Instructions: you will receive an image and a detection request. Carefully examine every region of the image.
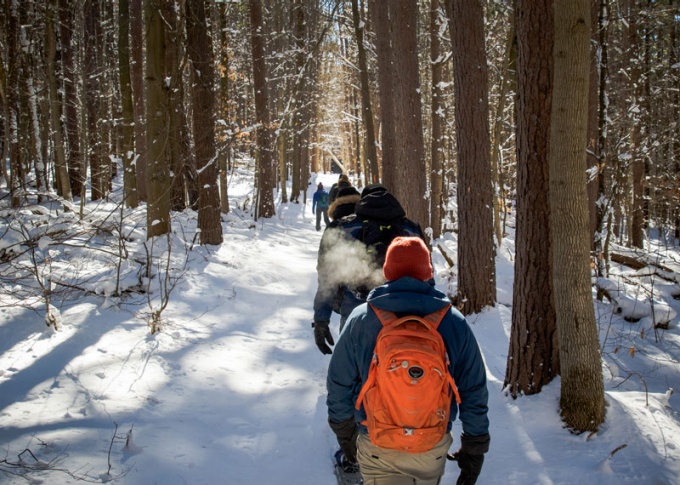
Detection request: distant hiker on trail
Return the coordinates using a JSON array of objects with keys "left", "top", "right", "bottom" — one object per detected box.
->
[
  {"left": 326, "top": 237, "right": 490, "bottom": 485},
  {"left": 312, "top": 182, "right": 330, "bottom": 231},
  {"left": 328, "top": 174, "right": 352, "bottom": 205},
  {"left": 312, "top": 183, "right": 425, "bottom": 355}
]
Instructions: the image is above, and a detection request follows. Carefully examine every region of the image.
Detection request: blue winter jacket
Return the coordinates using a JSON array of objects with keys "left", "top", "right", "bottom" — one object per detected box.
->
[
  {"left": 326, "top": 277, "right": 490, "bottom": 438},
  {"left": 312, "top": 189, "right": 329, "bottom": 212}
]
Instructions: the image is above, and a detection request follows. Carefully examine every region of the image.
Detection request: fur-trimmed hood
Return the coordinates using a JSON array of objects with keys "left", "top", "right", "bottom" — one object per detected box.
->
[{"left": 329, "top": 193, "right": 360, "bottom": 221}]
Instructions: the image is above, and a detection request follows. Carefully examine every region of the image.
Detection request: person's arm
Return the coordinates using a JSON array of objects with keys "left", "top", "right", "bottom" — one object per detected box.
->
[
  {"left": 449, "top": 318, "right": 490, "bottom": 485},
  {"left": 327, "top": 322, "right": 360, "bottom": 462},
  {"left": 312, "top": 229, "right": 341, "bottom": 353},
  {"left": 326, "top": 324, "right": 359, "bottom": 422},
  {"left": 452, "top": 323, "right": 489, "bottom": 437}
]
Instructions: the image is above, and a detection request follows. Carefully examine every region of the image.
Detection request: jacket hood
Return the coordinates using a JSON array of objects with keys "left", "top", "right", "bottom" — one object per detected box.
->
[
  {"left": 355, "top": 191, "right": 406, "bottom": 221},
  {"left": 329, "top": 194, "right": 360, "bottom": 221},
  {"left": 367, "top": 277, "right": 451, "bottom": 315}
]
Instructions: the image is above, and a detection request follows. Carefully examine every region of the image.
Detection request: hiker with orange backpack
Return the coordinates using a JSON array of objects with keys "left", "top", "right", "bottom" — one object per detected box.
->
[{"left": 326, "top": 237, "right": 490, "bottom": 485}]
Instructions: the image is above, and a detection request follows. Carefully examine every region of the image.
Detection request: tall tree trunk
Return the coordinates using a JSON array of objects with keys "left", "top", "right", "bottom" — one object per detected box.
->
[
  {"left": 586, "top": 0, "right": 599, "bottom": 248},
  {"left": 249, "top": 0, "right": 275, "bottom": 219},
  {"left": 218, "top": 3, "right": 230, "bottom": 213},
  {"left": 351, "top": 0, "right": 379, "bottom": 183},
  {"left": 504, "top": 0, "right": 559, "bottom": 398},
  {"left": 491, "top": 23, "right": 515, "bottom": 247},
  {"left": 166, "top": 1, "right": 187, "bottom": 212},
  {"left": 291, "top": 0, "right": 305, "bottom": 203},
  {"left": 131, "top": 0, "right": 147, "bottom": 202},
  {"left": 84, "top": 0, "right": 102, "bottom": 201},
  {"left": 446, "top": 0, "right": 496, "bottom": 314},
  {"left": 145, "top": 0, "right": 171, "bottom": 238},
  {"left": 594, "top": 0, "right": 610, "bottom": 276},
  {"left": 187, "top": 0, "right": 223, "bottom": 245},
  {"left": 0, "top": 50, "right": 8, "bottom": 185},
  {"left": 628, "top": 0, "right": 645, "bottom": 248},
  {"left": 370, "top": 0, "right": 396, "bottom": 189},
  {"left": 13, "top": 2, "right": 31, "bottom": 207},
  {"left": 59, "top": 0, "right": 83, "bottom": 198},
  {"left": 429, "top": 0, "right": 445, "bottom": 240},
  {"left": 119, "top": 0, "right": 139, "bottom": 208},
  {"left": 390, "top": 0, "right": 428, "bottom": 226},
  {"left": 46, "top": 0, "right": 72, "bottom": 201},
  {"left": 550, "top": 0, "right": 605, "bottom": 432}
]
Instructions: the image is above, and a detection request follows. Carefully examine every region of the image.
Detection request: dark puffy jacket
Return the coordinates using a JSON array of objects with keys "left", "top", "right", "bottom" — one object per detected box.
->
[
  {"left": 313, "top": 190, "right": 424, "bottom": 324},
  {"left": 328, "top": 191, "right": 360, "bottom": 224},
  {"left": 329, "top": 180, "right": 351, "bottom": 205},
  {"left": 327, "top": 277, "right": 490, "bottom": 438}
]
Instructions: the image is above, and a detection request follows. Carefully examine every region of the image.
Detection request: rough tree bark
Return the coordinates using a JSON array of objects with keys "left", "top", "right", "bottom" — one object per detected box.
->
[{"left": 550, "top": 0, "right": 606, "bottom": 432}]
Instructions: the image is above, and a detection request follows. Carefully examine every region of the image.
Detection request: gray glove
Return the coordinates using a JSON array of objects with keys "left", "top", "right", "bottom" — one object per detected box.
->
[{"left": 312, "top": 320, "right": 334, "bottom": 354}]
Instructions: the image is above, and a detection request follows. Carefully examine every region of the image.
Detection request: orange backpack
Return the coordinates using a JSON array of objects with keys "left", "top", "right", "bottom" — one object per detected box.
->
[{"left": 355, "top": 303, "right": 461, "bottom": 454}]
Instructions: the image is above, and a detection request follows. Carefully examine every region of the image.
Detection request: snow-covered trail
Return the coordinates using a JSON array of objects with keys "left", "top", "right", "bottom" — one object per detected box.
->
[
  {"left": 0, "top": 179, "right": 341, "bottom": 484},
  {"left": 116, "top": 199, "right": 339, "bottom": 484},
  {"left": 2, "top": 173, "right": 679, "bottom": 484}
]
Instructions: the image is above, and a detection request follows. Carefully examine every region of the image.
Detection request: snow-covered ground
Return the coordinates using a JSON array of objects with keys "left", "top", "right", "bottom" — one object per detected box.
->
[{"left": 1, "top": 170, "right": 678, "bottom": 484}]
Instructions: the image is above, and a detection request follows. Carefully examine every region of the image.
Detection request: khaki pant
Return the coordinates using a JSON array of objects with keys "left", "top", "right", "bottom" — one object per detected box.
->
[{"left": 356, "top": 432, "right": 453, "bottom": 485}]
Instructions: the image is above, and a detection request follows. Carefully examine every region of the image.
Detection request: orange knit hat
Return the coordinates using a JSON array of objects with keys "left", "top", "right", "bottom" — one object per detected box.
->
[{"left": 383, "top": 237, "right": 433, "bottom": 282}]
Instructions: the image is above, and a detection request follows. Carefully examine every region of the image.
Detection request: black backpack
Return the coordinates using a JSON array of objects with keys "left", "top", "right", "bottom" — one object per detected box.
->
[
  {"left": 350, "top": 216, "right": 407, "bottom": 299},
  {"left": 360, "top": 217, "right": 407, "bottom": 269}
]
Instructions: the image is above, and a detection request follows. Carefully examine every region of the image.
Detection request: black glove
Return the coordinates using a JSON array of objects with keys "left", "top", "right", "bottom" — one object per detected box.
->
[
  {"left": 329, "top": 418, "right": 358, "bottom": 464},
  {"left": 450, "top": 433, "right": 490, "bottom": 485},
  {"left": 312, "top": 320, "right": 334, "bottom": 354}
]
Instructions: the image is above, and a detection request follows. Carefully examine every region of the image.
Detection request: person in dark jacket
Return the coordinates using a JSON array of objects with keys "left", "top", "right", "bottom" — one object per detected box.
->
[
  {"left": 328, "top": 174, "right": 352, "bottom": 205},
  {"left": 312, "top": 184, "right": 425, "bottom": 355},
  {"left": 312, "top": 182, "right": 330, "bottom": 231},
  {"left": 326, "top": 237, "right": 490, "bottom": 484},
  {"left": 328, "top": 186, "right": 360, "bottom": 225}
]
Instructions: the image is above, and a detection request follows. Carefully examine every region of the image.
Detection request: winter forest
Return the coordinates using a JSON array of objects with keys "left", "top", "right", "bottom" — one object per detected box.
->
[{"left": 1, "top": 0, "right": 679, "bottom": 484}]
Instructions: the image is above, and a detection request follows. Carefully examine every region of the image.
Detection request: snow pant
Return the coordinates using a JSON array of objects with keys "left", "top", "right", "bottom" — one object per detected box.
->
[
  {"left": 356, "top": 433, "right": 453, "bottom": 485},
  {"left": 316, "top": 206, "right": 330, "bottom": 231}
]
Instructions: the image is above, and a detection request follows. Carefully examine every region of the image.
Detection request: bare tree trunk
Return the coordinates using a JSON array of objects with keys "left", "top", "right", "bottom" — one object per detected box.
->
[
  {"left": 249, "top": 0, "right": 275, "bottom": 219},
  {"left": 8, "top": 2, "right": 24, "bottom": 207},
  {"left": 291, "top": 0, "right": 304, "bottom": 203},
  {"left": 59, "top": 0, "right": 83, "bottom": 198},
  {"left": 491, "top": 23, "right": 515, "bottom": 247},
  {"left": 186, "top": 0, "right": 223, "bottom": 245},
  {"left": 550, "top": 0, "right": 605, "bottom": 432},
  {"left": 0, "top": 53, "right": 8, "bottom": 185},
  {"left": 165, "top": 1, "right": 187, "bottom": 212},
  {"left": 131, "top": 0, "right": 147, "bottom": 202},
  {"left": 119, "top": 0, "right": 138, "bottom": 208},
  {"left": 390, "top": 0, "right": 428, "bottom": 226},
  {"left": 218, "top": 3, "right": 230, "bottom": 213},
  {"left": 429, "top": 0, "right": 446, "bottom": 239},
  {"left": 84, "top": 0, "right": 102, "bottom": 201},
  {"left": 46, "top": 0, "right": 72, "bottom": 201},
  {"left": 145, "top": 0, "right": 171, "bottom": 238},
  {"left": 504, "top": 0, "right": 559, "bottom": 398},
  {"left": 351, "top": 0, "right": 379, "bottom": 183},
  {"left": 627, "top": 0, "right": 645, "bottom": 249},
  {"left": 446, "top": 0, "right": 496, "bottom": 314},
  {"left": 370, "top": 0, "right": 395, "bottom": 188}
]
